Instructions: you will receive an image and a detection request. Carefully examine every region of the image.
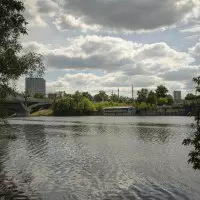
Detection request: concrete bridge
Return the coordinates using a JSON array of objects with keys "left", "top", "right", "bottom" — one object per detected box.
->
[{"left": 6, "top": 94, "right": 53, "bottom": 117}]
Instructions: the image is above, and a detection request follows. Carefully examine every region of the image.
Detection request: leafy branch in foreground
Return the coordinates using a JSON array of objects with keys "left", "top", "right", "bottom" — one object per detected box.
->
[
  {"left": 0, "top": 0, "right": 45, "bottom": 118},
  {"left": 182, "top": 77, "right": 200, "bottom": 170}
]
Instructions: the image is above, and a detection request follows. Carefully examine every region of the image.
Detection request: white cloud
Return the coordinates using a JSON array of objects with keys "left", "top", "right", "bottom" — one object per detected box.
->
[
  {"left": 189, "top": 42, "right": 200, "bottom": 56},
  {"left": 54, "top": 14, "right": 102, "bottom": 32},
  {"left": 23, "top": 0, "right": 48, "bottom": 27},
  {"left": 46, "top": 70, "right": 195, "bottom": 97},
  {"left": 46, "top": 72, "right": 160, "bottom": 95},
  {"left": 22, "top": 36, "right": 198, "bottom": 96},
  {"left": 23, "top": 0, "right": 60, "bottom": 27},
  {"left": 22, "top": 41, "right": 50, "bottom": 53},
  {"left": 53, "top": 0, "right": 200, "bottom": 33},
  {"left": 22, "top": 35, "right": 194, "bottom": 74}
]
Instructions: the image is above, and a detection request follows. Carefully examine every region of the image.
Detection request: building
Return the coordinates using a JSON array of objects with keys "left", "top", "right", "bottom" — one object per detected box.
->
[
  {"left": 103, "top": 106, "right": 136, "bottom": 116},
  {"left": 173, "top": 91, "right": 181, "bottom": 101},
  {"left": 173, "top": 91, "right": 183, "bottom": 106},
  {"left": 25, "top": 77, "right": 46, "bottom": 97}
]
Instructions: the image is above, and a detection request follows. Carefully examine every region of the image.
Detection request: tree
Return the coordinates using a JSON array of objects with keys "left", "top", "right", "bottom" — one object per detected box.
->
[
  {"left": 0, "top": 0, "right": 44, "bottom": 117},
  {"left": 82, "top": 92, "right": 93, "bottom": 101},
  {"left": 72, "top": 91, "right": 82, "bottom": 108},
  {"left": 147, "top": 90, "right": 156, "bottom": 105},
  {"left": 166, "top": 94, "right": 174, "bottom": 105},
  {"left": 53, "top": 97, "right": 76, "bottom": 116},
  {"left": 118, "top": 96, "right": 130, "bottom": 103},
  {"left": 94, "top": 90, "right": 108, "bottom": 102},
  {"left": 21, "top": 90, "right": 30, "bottom": 107},
  {"left": 110, "top": 94, "right": 119, "bottom": 102},
  {"left": 137, "top": 88, "right": 148, "bottom": 103},
  {"left": 185, "top": 93, "right": 196, "bottom": 101},
  {"left": 53, "top": 96, "right": 96, "bottom": 116},
  {"left": 156, "top": 85, "right": 168, "bottom": 98},
  {"left": 81, "top": 97, "right": 96, "bottom": 113},
  {"left": 183, "top": 76, "right": 200, "bottom": 170}
]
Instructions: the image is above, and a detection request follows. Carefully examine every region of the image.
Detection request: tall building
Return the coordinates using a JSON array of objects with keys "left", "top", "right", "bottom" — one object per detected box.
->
[
  {"left": 173, "top": 91, "right": 181, "bottom": 101},
  {"left": 25, "top": 77, "right": 46, "bottom": 97}
]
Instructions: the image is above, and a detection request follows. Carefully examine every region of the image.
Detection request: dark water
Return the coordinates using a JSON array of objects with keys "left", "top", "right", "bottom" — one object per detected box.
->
[{"left": 0, "top": 116, "right": 200, "bottom": 200}]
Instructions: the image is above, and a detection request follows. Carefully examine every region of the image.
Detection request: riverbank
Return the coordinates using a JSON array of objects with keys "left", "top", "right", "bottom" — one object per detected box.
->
[
  {"left": 31, "top": 109, "right": 53, "bottom": 117},
  {"left": 31, "top": 107, "right": 188, "bottom": 117}
]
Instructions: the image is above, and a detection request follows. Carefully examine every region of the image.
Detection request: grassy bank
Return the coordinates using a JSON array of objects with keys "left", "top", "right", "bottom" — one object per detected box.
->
[{"left": 31, "top": 109, "right": 53, "bottom": 117}]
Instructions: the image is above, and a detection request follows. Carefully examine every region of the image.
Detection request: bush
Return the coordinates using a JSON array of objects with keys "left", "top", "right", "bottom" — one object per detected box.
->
[
  {"left": 53, "top": 97, "right": 96, "bottom": 116},
  {"left": 137, "top": 102, "right": 150, "bottom": 110}
]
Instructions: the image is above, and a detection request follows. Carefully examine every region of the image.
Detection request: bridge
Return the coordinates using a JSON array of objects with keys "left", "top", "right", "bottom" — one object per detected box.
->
[{"left": 6, "top": 94, "right": 53, "bottom": 117}]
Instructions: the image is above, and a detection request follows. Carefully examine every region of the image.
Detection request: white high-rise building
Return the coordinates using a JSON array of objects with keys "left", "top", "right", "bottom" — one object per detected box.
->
[
  {"left": 173, "top": 91, "right": 181, "bottom": 101},
  {"left": 25, "top": 78, "right": 46, "bottom": 96}
]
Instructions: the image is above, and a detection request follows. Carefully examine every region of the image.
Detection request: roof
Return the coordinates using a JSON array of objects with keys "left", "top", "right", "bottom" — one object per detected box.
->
[{"left": 103, "top": 106, "right": 135, "bottom": 110}]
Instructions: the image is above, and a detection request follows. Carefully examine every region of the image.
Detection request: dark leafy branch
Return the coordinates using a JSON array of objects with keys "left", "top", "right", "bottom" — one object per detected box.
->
[
  {"left": 0, "top": 0, "right": 45, "bottom": 118},
  {"left": 183, "top": 76, "right": 200, "bottom": 170}
]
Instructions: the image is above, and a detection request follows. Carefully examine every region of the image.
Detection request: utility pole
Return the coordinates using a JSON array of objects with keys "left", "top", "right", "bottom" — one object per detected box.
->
[
  {"left": 111, "top": 90, "right": 113, "bottom": 102},
  {"left": 132, "top": 85, "right": 134, "bottom": 100},
  {"left": 118, "top": 88, "right": 119, "bottom": 99}
]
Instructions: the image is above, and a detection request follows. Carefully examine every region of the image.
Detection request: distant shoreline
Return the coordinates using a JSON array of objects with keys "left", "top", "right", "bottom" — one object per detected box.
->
[{"left": 30, "top": 108, "right": 188, "bottom": 117}]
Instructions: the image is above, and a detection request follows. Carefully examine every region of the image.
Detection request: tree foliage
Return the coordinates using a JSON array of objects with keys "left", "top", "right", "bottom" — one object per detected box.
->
[
  {"left": 183, "top": 76, "right": 200, "bottom": 170},
  {"left": 147, "top": 90, "right": 156, "bottom": 105},
  {"left": 0, "top": 0, "right": 45, "bottom": 117},
  {"left": 185, "top": 93, "right": 196, "bottom": 101},
  {"left": 156, "top": 85, "right": 169, "bottom": 98},
  {"left": 53, "top": 96, "right": 96, "bottom": 116},
  {"left": 94, "top": 90, "right": 109, "bottom": 102},
  {"left": 166, "top": 94, "right": 174, "bottom": 105},
  {"left": 137, "top": 88, "right": 148, "bottom": 103}
]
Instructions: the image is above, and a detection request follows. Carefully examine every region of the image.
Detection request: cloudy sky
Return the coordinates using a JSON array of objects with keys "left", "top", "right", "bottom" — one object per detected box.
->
[{"left": 19, "top": 0, "right": 200, "bottom": 97}]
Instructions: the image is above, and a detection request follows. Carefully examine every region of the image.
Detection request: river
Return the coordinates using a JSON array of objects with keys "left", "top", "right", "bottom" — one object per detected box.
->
[{"left": 0, "top": 116, "right": 200, "bottom": 200}]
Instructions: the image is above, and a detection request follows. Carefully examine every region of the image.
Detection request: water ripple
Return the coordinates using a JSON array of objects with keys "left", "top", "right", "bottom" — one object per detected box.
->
[{"left": 0, "top": 117, "right": 199, "bottom": 200}]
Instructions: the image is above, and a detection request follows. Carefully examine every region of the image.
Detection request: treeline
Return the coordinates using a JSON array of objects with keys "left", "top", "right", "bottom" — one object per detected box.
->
[
  {"left": 52, "top": 91, "right": 130, "bottom": 116},
  {"left": 184, "top": 93, "right": 200, "bottom": 106},
  {"left": 136, "top": 85, "right": 173, "bottom": 106},
  {"left": 52, "top": 85, "right": 174, "bottom": 116},
  {"left": 31, "top": 84, "right": 198, "bottom": 116}
]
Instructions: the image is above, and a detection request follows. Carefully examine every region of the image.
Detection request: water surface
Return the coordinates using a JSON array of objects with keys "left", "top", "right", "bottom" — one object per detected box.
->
[{"left": 0, "top": 116, "right": 199, "bottom": 200}]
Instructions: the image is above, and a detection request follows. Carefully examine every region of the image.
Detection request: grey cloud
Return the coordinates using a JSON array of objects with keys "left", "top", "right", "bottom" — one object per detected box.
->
[
  {"left": 161, "top": 66, "right": 200, "bottom": 81},
  {"left": 122, "top": 64, "right": 150, "bottom": 76},
  {"left": 45, "top": 54, "right": 131, "bottom": 70},
  {"left": 37, "top": 0, "right": 58, "bottom": 14},
  {"left": 54, "top": 0, "right": 197, "bottom": 32},
  {"left": 184, "top": 79, "right": 196, "bottom": 90}
]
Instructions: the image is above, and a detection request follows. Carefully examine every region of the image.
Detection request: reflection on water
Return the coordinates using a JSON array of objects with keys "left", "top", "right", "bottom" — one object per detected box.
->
[
  {"left": 24, "top": 124, "right": 47, "bottom": 160},
  {"left": 136, "top": 125, "right": 171, "bottom": 143},
  {"left": 0, "top": 116, "right": 199, "bottom": 200},
  {"left": 0, "top": 137, "right": 9, "bottom": 173}
]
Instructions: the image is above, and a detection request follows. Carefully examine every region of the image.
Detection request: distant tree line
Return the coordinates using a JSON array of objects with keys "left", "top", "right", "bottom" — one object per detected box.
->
[
  {"left": 136, "top": 85, "right": 173, "bottom": 106},
  {"left": 52, "top": 91, "right": 131, "bottom": 116},
  {"left": 51, "top": 85, "right": 189, "bottom": 116}
]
